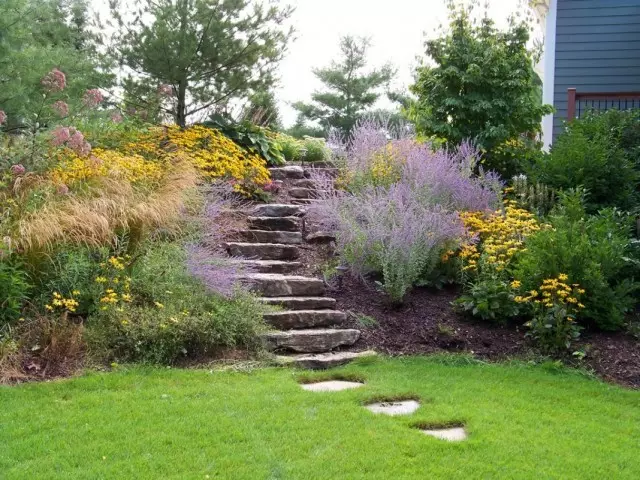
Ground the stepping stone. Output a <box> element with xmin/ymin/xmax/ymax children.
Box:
<box><xmin>239</xmin><ymin>230</ymin><xmax>302</xmax><ymax>244</ymax></box>
<box><xmin>291</xmin><ymin>179</ymin><xmax>317</xmax><ymax>189</ymax></box>
<box><xmin>269</xmin><ymin>166</ymin><xmax>305</xmax><ymax>180</ymax></box>
<box><xmin>289</xmin><ymin>188</ymin><xmax>322</xmax><ymax>199</ymax></box>
<box><xmin>300</xmin><ymin>380</ymin><xmax>364</xmax><ymax>392</ymax></box>
<box><xmin>281</xmin><ymin>350</ymin><xmax>377</xmax><ymax>370</ymax></box>
<box><xmin>305</xmin><ymin>231</ymin><xmax>336</xmax><ymax>243</ymax></box>
<box><xmin>232</xmin><ymin>260</ymin><xmax>302</xmax><ymax>274</ymax></box>
<box><xmin>251</xmin><ymin>204</ymin><xmax>306</xmax><ymax>218</ymax></box>
<box><xmin>420</xmin><ymin>427</ymin><xmax>467</xmax><ymax>442</ymax></box>
<box><xmin>258</xmin><ymin>296</ymin><xmax>337</xmax><ymax>310</ymax></box>
<box><xmin>226</xmin><ymin>243</ymin><xmax>299</xmax><ymax>261</ymax></box>
<box><xmin>246</xmin><ymin>274</ymin><xmax>324</xmax><ymax>297</ymax></box>
<box><xmin>365</xmin><ymin>400</ymin><xmax>420</xmax><ymax>416</ymax></box>
<box><xmin>248</xmin><ymin>216</ymin><xmax>301</xmax><ymax>232</ymax></box>
<box><xmin>263</xmin><ymin>310</ymin><xmax>346</xmax><ymax>329</ymax></box>
<box><xmin>261</xmin><ymin>328</ymin><xmax>360</xmax><ymax>353</ymax></box>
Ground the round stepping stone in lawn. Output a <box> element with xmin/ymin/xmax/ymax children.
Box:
<box><xmin>365</xmin><ymin>400</ymin><xmax>420</xmax><ymax>416</ymax></box>
<box><xmin>300</xmin><ymin>380</ymin><xmax>364</xmax><ymax>392</ymax></box>
<box><xmin>420</xmin><ymin>426</ymin><xmax>467</xmax><ymax>442</ymax></box>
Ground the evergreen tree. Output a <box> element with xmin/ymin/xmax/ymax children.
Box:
<box><xmin>243</xmin><ymin>90</ymin><xmax>281</xmax><ymax>130</ymax></box>
<box><xmin>106</xmin><ymin>0</ymin><xmax>293</xmax><ymax>127</ymax></box>
<box><xmin>293</xmin><ymin>36</ymin><xmax>395</xmax><ymax>136</ymax></box>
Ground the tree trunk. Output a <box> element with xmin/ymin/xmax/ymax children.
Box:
<box><xmin>176</xmin><ymin>79</ymin><xmax>187</xmax><ymax>128</ymax></box>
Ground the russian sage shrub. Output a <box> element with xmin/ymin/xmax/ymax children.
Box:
<box><xmin>309</xmin><ymin>120</ymin><xmax>501</xmax><ymax>303</ymax></box>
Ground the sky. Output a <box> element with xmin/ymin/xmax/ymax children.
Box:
<box><xmin>276</xmin><ymin>0</ymin><xmax>538</xmax><ymax>126</ymax></box>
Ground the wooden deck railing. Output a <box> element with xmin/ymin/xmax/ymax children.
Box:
<box><xmin>567</xmin><ymin>88</ymin><xmax>640</xmax><ymax>121</ymax></box>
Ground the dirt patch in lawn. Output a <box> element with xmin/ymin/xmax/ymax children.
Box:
<box><xmin>332</xmin><ymin>275</ymin><xmax>640</xmax><ymax>389</ymax></box>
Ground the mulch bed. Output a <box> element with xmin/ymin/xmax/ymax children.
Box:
<box><xmin>332</xmin><ymin>275</ymin><xmax>640</xmax><ymax>389</ymax></box>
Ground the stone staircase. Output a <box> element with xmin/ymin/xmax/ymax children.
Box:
<box><xmin>224</xmin><ymin>165</ymin><xmax>373</xmax><ymax>369</ymax></box>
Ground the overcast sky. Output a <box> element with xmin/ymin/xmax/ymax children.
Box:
<box><xmin>276</xmin><ymin>0</ymin><xmax>538</xmax><ymax>126</ymax></box>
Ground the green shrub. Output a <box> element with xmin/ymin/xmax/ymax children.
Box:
<box><xmin>0</xmin><ymin>255</ymin><xmax>31</xmax><ymax>325</ymax></box>
<box><xmin>277</xmin><ymin>134</ymin><xmax>303</xmax><ymax>161</ymax></box>
<box><xmin>85</xmin><ymin>241</ymin><xmax>267</xmax><ymax>364</ymax></box>
<box><xmin>513</xmin><ymin>191</ymin><xmax>639</xmax><ymax>331</ymax></box>
<box><xmin>301</xmin><ymin>137</ymin><xmax>331</xmax><ymax>163</ymax></box>
<box><xmin>203</xmin><ymin>114</ymin><xmax>285</xmax><ymax>166</ymax></box>
<box><xmin>87</xmin><ymin>291</ymin><xmax>265</xmax><ymax>364</ymax></box>
<box><xmin>454</xmin><ymin>265</ymin><xmax>521</xmax><ymax>323</ymax></box>
<box><xmin>532</xmin><ymin>110</ymin><xmax>640</xmax><ymax>213</ymax></box>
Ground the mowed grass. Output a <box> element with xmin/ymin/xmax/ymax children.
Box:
<box><xmin>1</xmin><ymin>356</ymin><xmax>639</xmax><ymax>480</ymax></box>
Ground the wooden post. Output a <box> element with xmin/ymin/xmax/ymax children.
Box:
<box><xmin>567</xmin><ymin>88</ymin><xmax>577</xmax><ymax>121</ymax></box>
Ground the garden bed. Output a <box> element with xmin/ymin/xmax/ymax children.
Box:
<box><xmin>332</xmin><ymin>275</ymin><xmax>640</xmax><ymax>388</ymax></box>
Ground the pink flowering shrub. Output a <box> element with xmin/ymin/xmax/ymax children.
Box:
<box><xmin>82</xmin><ymin>89</ymin><xmax>104</xmax><ymax>108</ymax></box>
<box><xmin>50</xmin><ymin>126</ymin><xmax>91</xmax><ymax>156</ymax></box>
<box><xmin>308</xmin><ymin>119</ymin><xmax>502</xmax><ymax>302</ymax></box>
<box><xmin>41</xmin><ymin>68</ymin><xmax>66</xmax><ymax>92</ymax></box>
<box><xmin>10</xmin><ymin>164</ymin><xmax>26</xmax><ymax>176</ymax></box>
<box><xmin>52</xmin><ymin>101</ymin><xmax>69</xmax><ymax>117</ymax></box>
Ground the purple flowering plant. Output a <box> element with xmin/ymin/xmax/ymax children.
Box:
<box><xmin>309</xmin><ymin>119</ymin><xmax>502</xmax><ymax>303</ymax></box>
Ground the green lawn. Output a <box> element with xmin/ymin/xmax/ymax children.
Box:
<box><xmin>1</xmin><ymin>357</ymin><xmax>639</xmax><ymax>479</ymax></box>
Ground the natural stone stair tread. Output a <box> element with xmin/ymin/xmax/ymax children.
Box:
<box><xmin>251</xmin><ymin>204</ymin><xmax>306</xmax><ymax>217</ymax></box>
<box><xmin>290</xmin><ymin>198</ymin><xmax>322</xmax><ymax>205</ymax></box>
<box><xmin>245</xmin><ymin>273</ymin><xmax>325</xmax><ymax>297</ymax></box>
<box><xmin>247</xmin><ymin>216</ymin><xmax>301</xmax><ymax>232</ymax></box>
<box><xmin>261</xmin><ymin>328</ymin><xmax>360</xmax><ymax>353</ymax></box>
<box><xmin>291</xmin><ymin>179</ymin><xmax>317</xmax><ymax>189</ymax></box>
<box><xmin>263</xmin><ymin>309</ymin><xmax>346</xmax><ymax>329</ymax></box>
<box><xmin>258</xmin><ymin>296</ymin><xmax>336</xmax><ymax>309</ymax></box>
<box><xmin>278</xmin><ymin>350</ymin><xmax>376</xmax><ymax>369</ymax></box>
<box><xmin>305</xmin><ymin>231</ymin><xmax>336</xmax><ymax>243</ymax></box>
<box><xmin>289</xmin><ymin>188</ymin><xmax>325</xmax><ymax>199</ymax></box>
<box><xmin>225</xmin><ymin>242</ymin><xmax>299</xmax><ymax>260</ymax></box>
<box><xmin>304</xmin><ymin>167</ymin><xmax>339</xmax><ymax>178</ymax></box>
<box><xmin>269</xmin><ymin>166</ymin><xmax>305</xmax><ymax>180</ymax></box>
<box><xmin>239</xmin><ymin>230</ymin><xmax>302</xmax><ymax>244</ymax></box>
<box><xmin>231</xmin><ymin>259</ymin><xmax>302</xmax><ymax>274</ymax></box>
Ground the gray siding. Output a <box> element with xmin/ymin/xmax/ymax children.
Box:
<box><xmin>553</xmin><ymin>0</ymin><xmax>640</xmax><ymax>138</ymax></box>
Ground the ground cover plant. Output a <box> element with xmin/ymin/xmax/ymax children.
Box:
<box><xmin>1</xmin><ymin>356</ymin><xmax>639</xmax><ymax>479</ymax></box>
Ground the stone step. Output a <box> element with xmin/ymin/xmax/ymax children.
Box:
<box><xmin>290</xmin><ymin>198</ymin><xmax>322</xmax><ymax>205</ymax></box>
<box><xmin>269</xmin><ymin>166</ymin><xmax>305</xmax><ymax>180</ymax></box>
<box><xmin>247</xmin><ymin>216</ymin><xmax>301</xmax><ymax>232</ymax></box>
<box><xmin>263</xmin><ymin>310</ymin><xmax>346</xmax><ymax>329</ymax></box>
<box><xmin>289</xmin><ymin>188</ymin><xmax>324</xmax><ymax>199</ymax></box>
<box><xmin>232</xmin><ymin>260</ymin><xmax>302</xmax><ymax>274</ymax></box>
<box><xmin>251</xmin><ymin>204</ymin><xmax>306</xmax><ymax>218</ymax></box>
<box><xmin>278</xmin><ymin>350</ymin><xmax>377</xmax><ymax>370</ymax></box>
<box><xmin>239</xmin><ymin>230</ymin><xmax>302</xmax><ymax>244</ymax></box>
<box><xmin>246</xmin><ymin>274</ymin><xmax>324</xmax><ymax>297</ymax></box>
<box><xmin>305</xmin><ymin>231</ymin><xmax>336</xmax><ymax>244</ymax></box>
<box><xmin>304</xmin><ymin>167</ymin><xmax>339</xmax><ymax>178</ymax></box>
<box><xmin>291</xmin><ymin>179</ymin><xmax>317</xmax><ymax>189</ymax></box>
<box><xmin>226</xmin><ymin>243</ymin><xmax>299</xmax><ymax>260</ymax></box>
<box><xmin>261</xmin><ymin>328</ymin><xmax>361</xmax><ymax>353</ymax></box>
<box><xmin>258</xmin><ymin>296</ymin><xmax>337</xmax><ymax>310</ymax></box>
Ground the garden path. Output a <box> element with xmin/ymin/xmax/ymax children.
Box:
<box><xmin>224</xmin><ymin>164</ymin><xmax>374</xmax><ymax>369</ymax></box>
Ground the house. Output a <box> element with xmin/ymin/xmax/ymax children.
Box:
<box><xmin>533</xmin><ymin>0</ymin><xmax>640</xmax><ymax>149</ymax></box>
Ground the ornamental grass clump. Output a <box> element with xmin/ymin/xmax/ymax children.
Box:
<box><xmin>309</xmin><ymin>119</ymin><xmax>501</xmax><ymax>303</ymax></box>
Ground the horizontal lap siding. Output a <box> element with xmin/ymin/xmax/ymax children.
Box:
<box><xmin>553</xmin><ymin>0</ymin><xmax>640</xmax><ymax>138</ymax></box>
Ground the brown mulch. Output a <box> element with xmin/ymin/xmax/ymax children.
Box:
<box><xmin>331</xmin><ymin>275</ymin><xmax>640</xmax><ymax>389</ymax></box>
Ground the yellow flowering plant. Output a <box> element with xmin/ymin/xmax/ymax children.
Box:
<box><xmin>95</xmin><ymin>255</ymin><xmax>133</xmax><ymax>312</ymax></box>
<box><xmin>514</xmin><ymin>275</ymin><xmax>585</xmax><ymax>352</ymax></box>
